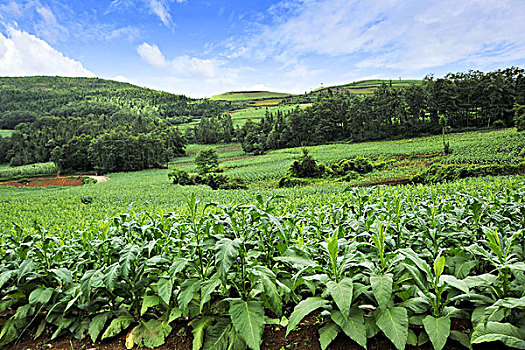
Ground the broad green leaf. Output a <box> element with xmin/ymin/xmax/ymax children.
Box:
<box><xmin>200</xmin><ymin>275</ymin><xmax>221</xmax><ymax>313</ymax></box>
<box><xmin>0</xmin><ymin>270</ymin><xmax>14</xmax><ymax>290</ymax></box>
<box><xmin>134</xmin><ymin>320</ymin><xmax>172</xmax><ymax>349</ymax></box>
<box><xmin>230</xmin><ymin>299</ymin><xmax>265</xmax><ymax>350</ymax></box>
<box><xmin>471</xmin><ymin>322</ymin><xmax>525</xmax><ymax>348</ymax></box>
<box><xmin>258</xmin><ymin>272</ymin><xmax>282</xmax><ymax>317</ymax></box>
<box><xmin>192</xmin><ymin>316</ymin><xmax>215</xmax><ymax>350</ymax></box>
<box><xmin>14</xmin><ymin>304</ymin><xmax>34</xmax><ymax>319</ymax></box>
<box><xmin>50</xmin><ymin>268</ymin><xmax>73</xmax><ymax>285</ymax></box>
<box><xmin>407</xmin><ymin>329</ymin><xmax>418</xmax><ymax>346</ymax></box>
<box><xmin>318</xmin><ymin>322</ymin><xmax>340</xmax><ymax>350</ymax></box>
<box><xmin>376</xmin><ymin>306</ymin><xmax>408</xmax><ymax>350</ymax></box>
<box><xmin>103</xmin><ymin>263</ymin><xmax>120</xmax><ymax>292</ymax></box>
<box><xmin>216</xmin><ymin>237</ymin><xmax>241</xmax><ymax>277</ymax></box>
<box><xmin>0</xmin><ymin>318</ymin><xmax>19</xmax><ymax>346</ymax></box>
<box><xmin>141</xmin><ymin>295</ymin><xmax>161</xmax><ymax>316</ymax></box>
<box><xmin>327</xmin><ymin>277</ymin><xmax>353</xmax><ymax>317</ymax></box>
<box><xmin>286</xmin><ymin>297</ymin><xmax>329</xmax><ymax>336</ymax></box>
<box><xmin>439</xmin><ymin>275</ymin><xmax>469</xmax><ymax>294</ymax></box>
<box><xmin>203</xmin><ymin>318</ymin><xmax>231</xmax><ymax>350</ymax></box>
<box><xmin>331</xmin><ymin>309</ymin><xmax>367</xmax><ymax>348</ymax></box>
<box><xmin>370</xmin><ymin>273</ymin><xmax>393</xmax><ymax>309</ymax></box>
<box><xmin>177</xmin><ymin>278</ymin><xmax>201</xmax><ymax>314</ymax></box>
<box><xmin>422</xmin><ymin>315</ymin><xmax>450</xmax><ymax>350</ymax></box>
<box><xmin>89</xmin><ymin>312</ymin><xmax>111</xmax><ymax>342</ymax></box>
<box><xmin>450</xmin><ymin>330</ymin><xmax>470</xmax><ymax>348</ymax></box>
<box><xmin>101</xmin><ymin>314</ymin><xmax>134</xmax><ymax>340</ymax></box>
<box><xmin>433</xmin><ymin>256</ymin><xmax>445</xmax><ymax>279</ymax></box>
<box><xmin>29</xmin><ymin>287</ymin><xmax>54</xmax><ymax>305</ymax></box>
<box><xmin>119</xmin><ymin>244</ymin><xmax>140</xmax><ymax>279</ymax></box>
<box><xmin>157</xmin><ymin>278</ymin><xmax>173</xmax><ymax>305</ymax></box>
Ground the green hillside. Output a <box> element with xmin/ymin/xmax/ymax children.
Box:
<box><xmin>210</xmin><ymin>90</ymin><xmax>293</xmax><ymax>101</ymax></box>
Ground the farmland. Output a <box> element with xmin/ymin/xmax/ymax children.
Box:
<box><xmin>1</xmin><ymin>71</ymin><xmax>525</xmax><ymax>349</ymax></box>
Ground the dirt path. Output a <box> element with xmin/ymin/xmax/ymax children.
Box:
<box><xmin>87</xmin><ymin>175</ymin><xmax>111</xmax><ymax>183</ymax></box>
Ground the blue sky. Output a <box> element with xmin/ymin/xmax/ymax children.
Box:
<box><xmin>1</xmin><ymin>0</ymin><xmax>524</xmax><ymax>97</ymax></box>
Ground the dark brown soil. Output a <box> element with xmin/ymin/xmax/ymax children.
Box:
<box><xmin>0</xmin><ymin>316</ymin><xmax>510</xmax><ymax>350</ymax></box>
<box><xmin>0</xmin><ymin>176</ymin><xmax>83</xmax><ymax>187</ymax></box>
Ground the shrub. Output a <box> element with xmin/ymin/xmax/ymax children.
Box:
<box><xmin>278</xmin><ymin>175</ymin><xmax>309</xmax><ymax>188</ymax></box>
<box><xmin>168</xmin><ymin>168</ymin><xmax>193</xmax><ymax>185</ymax></box>
<box><xmin>412</xmin><ymin>162</ymin><xmax>525</xmax><ymax>184</ymax></box>
<box><xmin>329</xmin><ymin>158</ymin><xmax>373</xmax><ymax>176</ymax></box>
<box><xmin>289</xmin><ymin>148</ymin><xmax>322</xmax><ymax>178</ymax></box>
<box><xmin>193</xmin><ymin>173</ymin><xmax>246</xmax><ymax>190</ymax></box>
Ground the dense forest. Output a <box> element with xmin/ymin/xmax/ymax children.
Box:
<box><xmin>0</xmin><ymin>77</ymin><xmax>230</xmax><ymax>171</ymax></box>
<box><xmin>238</xmin><ymin>67</ymin><xmax>525</xmax><ymax>153</ymax></box>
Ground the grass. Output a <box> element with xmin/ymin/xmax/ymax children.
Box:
<box><xmin>0</xmin><ymin>162</ymin><xmax>57</xmax><ymax>180</ymax></box>
<box><xmin>210</xmin><ymin>91</ymin><xmax>293</xmax><ymax>101</ymax></box>
<box><xmin>0</xmin><ymin>130</ymin><xmax>13</xmax><ymax>138</ymax></box>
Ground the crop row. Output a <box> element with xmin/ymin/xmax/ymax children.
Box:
<box><xmin>1</xmin><ymin>183</ymin><xmax>524</xmax><ymax>349</ymax></box>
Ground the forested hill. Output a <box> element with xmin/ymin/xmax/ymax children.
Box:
<box><xmin>0</xmin><ymin>76</ymin><xmax>227</xmax><ymax>171</ymax></box>
<box><xmin>0</xmin><ymin>76</ymin><xmax>227</xmax><ymax>129</ymax></box>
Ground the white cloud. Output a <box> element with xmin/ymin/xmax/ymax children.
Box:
<box><xmin>137</xmin><ymin>42</ymin><xmax>224</xmax><ymax>79</ymax></box>
<box><xmin>0</xmin><ymin>27</ymin><xmax>95</xmax><ymax>77</ymax></box>
<box><xmin>136</xmin><ymin>42</ymin><xmax>168</xmax><ymax>67</ymax></box>
<box><xmin>232</xmin><ymin>0</ymin><xmax>525</xmax><ymax>71</ymax></box>
<box><xmin>35</xmin><ymin>6</ymin><xmax>69</xmax><ymax>43</ymax></box>
<box><xmin>107</xmin><ymin>0</ymin><xmax>181</xmax><ymax>27</ymax></box>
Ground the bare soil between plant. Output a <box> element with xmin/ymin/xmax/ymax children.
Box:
<box><xmin>0</xmin><ymin>175</ymin><xmax>110</xmax><ymax>187</ymax></box>
<box><xmin>0</xmin><ymin>316</ymin><xmax>508</xmax><ymax>350</ymax></box>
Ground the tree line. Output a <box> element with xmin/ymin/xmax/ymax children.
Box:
<box><xmin>237</xmin><ymin>67</ymin><xmax>525</xmax><ymax>154</ymax></box>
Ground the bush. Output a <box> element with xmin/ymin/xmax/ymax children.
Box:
<box><xmin>412</xmin><ymin>162</ymin><xmax>525</xmax><ymax>184</ymax></box>
<box><xmin>278</xmin><ymin>175</ymin><xmax>309</xmax><ymax>188</ymax></box>
<box><xmin>81</xmin><ymin>177</ymin><xmax>98</xmax><ymax>185</ymax></box>
<box><xmin>168</xmin><ymin>168</ymin><xmax>193</xmax><ymax>185</ymax></box>
<box><xmin>289</xmin><ymin>148</ymin><xmax>322</xmax><ymax>178</ymax></box>
<box><xmin>329</xmin><ymin>158</ymin><xmax>373</xmax><ymax>176</ymax></box>
<box><xmin>193</xmin><ymin>173</ymin><xmax>246</xmax><ymax>190</ymax></box>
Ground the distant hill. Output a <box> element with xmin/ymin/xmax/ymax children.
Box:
<box><xmin>210</xmin><ymin>91</ymin><xmax>293</xmax><ymax>102</ymax></box>
<box><xmin>211</xmin><ymin>80</ymin><xmax>423</xmax><ymax>107</ymax></box>
<box><xmin>0</xmin><ymin>76</ymin><xmax>228</xmax><ymax>129</ymax></box>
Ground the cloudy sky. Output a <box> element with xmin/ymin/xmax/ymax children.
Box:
<box><xmin>1</xmin><ymin>0</ymin><xmax>524</xmax><ymax>97</ymax></box>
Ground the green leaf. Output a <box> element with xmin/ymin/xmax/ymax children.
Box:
<box><xmin>50</xmin><ymin>267</ymin><xmax>73</xmax><ymax>285</ymax></box>
<box><xmin>450</xmin><ymin>330</ymin><xmax>470</xmax><ymax>348</ymax></box>
<box><xmin>14</xmin><ymin>304</ymin><xmax>34</xmax><ymax>319</ymax></box>
<box><xmin>327</xmin><ymin>277</ymin><xmax>353</xmax><ymax>317</ymax></box>
<box><xmin>229</xmin><ymin>299</ymin><xmax>265</xmax><ymax>350</ymax></box>
<box><xmin>101</xmin><ymin>314</ymin><xmax>134</xmax><ymax>340</ymax></box>
<box><xmin>89</xmin><ymin>312</ymin><xmax>111</xmax><ymax>342</ymax></box>
<box><xmin>103</xmin><ymin>263</ymin><xmax>120</xmax><ymax>292</ymax></box>
<box><xmin>134</xmin><ymin>320</ymin><xmax>172</xmax><ymax>349</ymax></box>
<box><xmin>157</xmin><ymin>278</ymin><xmax>173</xmax><ymax>305</ymax></box>
<box><xmin>318</xmin><ymin>322</ymin><xmax>340</xmax><ymax>350</ymax></box>
<box><xmin>370</xmin><ymin>273</ymin><xmax>393</xmax><ymax>309</ymax></box>
<box><xmin>0</xmin><ymin>318</ymin><xmax>19</xmax><ymax>346</ymax></box>
<box><xmin>422</xmin><ymin>315</ymin><xmax>450</xmax><ymax>350</ymax></box>
<box><xmin>203</xmin><ymin>318</ymin><xmax>232</xmax><ymax>350</ymax></box>
<box><xmin>119</xmin><ymin>244</ymin><xmax>140</xmax><ymax>279</ymax></box>
<box><xmin>177</xmin><ymin>278</ymin><xmax>201</xmax><ymax>314</ymax></box>
<box><xmin>471</xmin><ymin>322</ymin><xmax>525</xmax><ymax>348</ymax></box>
<box><xmin>433</xmin><ymin>256</ymin><xmax>445</xmax><ymax>279</ymax></box>
<box><xmin>376</xmin><ymin>306</ymin><xmax>408</xmax><ymax>350</ymax></box>
<box><xmin>331</xmin><ymin>308</ymin><xmax>367</xmax><ymax>348</ymax></box>
<box><xmin>439</xmin><ymin>275</ymin><xmax>469</xmax><ymax>294</ymax></box>
<box><xmin>29</xmin><ymin>287</ymin><xmax>54</xmax><ymax>305</ymax></box>
<box><xmin>286</xmin><ymin>297</ymin><xmax>329</xmax><ymax>336</ymax></box>
<box><xmin>192</xmin><ymin>316</ymin><xmax>214</xmax><ymax>350</ymax></box>
<box><xmin>141</xmin><ymin>295</ymin><xmax>161</xmax><ymax>316</ymax></box>
<box><xmin>0</xmin><ymin>270</ymin><xmax>14</xmax><ymax>290</ymax></box>
<box><xmin>200</xmin><ymin>275</ymin><xmax>222</xmax><ymax>313</ymax></box>
<box><xmin>216</xmin><ymin>237</ymin><xmax>241</xmax><ymax>277</ymax></box>
<box><xmin>258</xmin><ymin>271</ymin><xmax>282</xmax><ymax>317</ymax></box>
